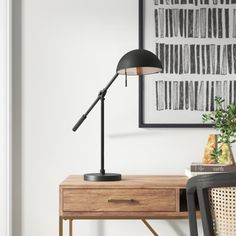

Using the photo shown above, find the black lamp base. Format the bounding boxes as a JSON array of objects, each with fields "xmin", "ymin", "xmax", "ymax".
[{"xmin": 84, "ymin": 173, "xmax": 121, "ymax": 181}]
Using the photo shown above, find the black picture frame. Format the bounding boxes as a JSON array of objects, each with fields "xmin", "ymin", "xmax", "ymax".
[{"xmin": 138, "ymin": 0, "xmax": 223, "ymax": 128}]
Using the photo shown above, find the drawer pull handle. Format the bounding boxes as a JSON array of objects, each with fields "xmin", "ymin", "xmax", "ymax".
[{"xmin": 108, "ymin": 199, "xmax": 137, "ymax": 203}]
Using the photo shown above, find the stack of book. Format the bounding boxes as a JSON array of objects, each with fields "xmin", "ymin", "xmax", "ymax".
[{"xmin": 185, "ymin": 162, "xmax": 236, "ymax": 178}]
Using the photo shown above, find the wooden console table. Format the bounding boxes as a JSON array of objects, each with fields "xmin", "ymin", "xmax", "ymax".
[{"xmin": 59, "ymin": 175, "xmax": 191, "ymax": 236}]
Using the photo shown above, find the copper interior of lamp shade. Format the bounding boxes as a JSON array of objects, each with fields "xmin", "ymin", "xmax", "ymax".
[{"xmin": 118, "ymin": 67, "xmax": 162, "ymax": 76}]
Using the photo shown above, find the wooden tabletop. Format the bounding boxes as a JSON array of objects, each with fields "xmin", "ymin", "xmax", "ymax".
[{"xmin": 60, "ymin": 175, "xmax": 188, "ymax": 189}]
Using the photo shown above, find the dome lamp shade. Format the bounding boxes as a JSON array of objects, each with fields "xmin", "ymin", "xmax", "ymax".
[{"xmin": 116, "ymin": 49, "xmax": 162, "ymax": 76}]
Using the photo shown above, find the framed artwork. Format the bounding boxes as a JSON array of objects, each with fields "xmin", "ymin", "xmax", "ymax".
[{"xmin": 138, "ymin": 0, "xmax": 236, "ymax": 127}]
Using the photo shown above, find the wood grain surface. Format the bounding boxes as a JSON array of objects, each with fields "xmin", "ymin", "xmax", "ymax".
[
  {"xmin": 60, "ymin": 175, "xmax": 188, "ymax": 189},
  {"xmin": 59, "ymin": 175, "xmax": 190, "ymax": 219},
  {"xmin": 63, "ymin": 188, "xmax": 176, "ymax": 212}
]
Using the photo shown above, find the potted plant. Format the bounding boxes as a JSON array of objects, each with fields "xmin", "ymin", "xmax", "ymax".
[{"xmin": 202, "ymin": 96, "xmax": 236, "ymax": 164}]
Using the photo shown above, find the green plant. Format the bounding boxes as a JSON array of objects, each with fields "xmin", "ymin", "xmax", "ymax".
[{"xmin": 202, "ymin": 96, "xmax": 236, "ymax": 162}]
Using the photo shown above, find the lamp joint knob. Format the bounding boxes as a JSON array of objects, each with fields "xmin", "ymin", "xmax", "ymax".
[{"xmin": 98, "ymin": 89, "xmax": 107, "ymax": 98}]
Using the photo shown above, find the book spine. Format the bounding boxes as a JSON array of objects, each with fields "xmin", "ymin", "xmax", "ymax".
[{"xmin": 190, "ymin": 165, "xmax": 236, "ymax": 172}]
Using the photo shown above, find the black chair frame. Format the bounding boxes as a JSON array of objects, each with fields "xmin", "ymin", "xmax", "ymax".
[{"xmin": 186, "ymin": 172, "xmax": 236, "ymax": 236}]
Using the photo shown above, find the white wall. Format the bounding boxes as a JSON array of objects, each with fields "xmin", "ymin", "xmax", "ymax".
[{"xmin": 12, "ymin": 0, "xmax": 236, "ymax": 235}]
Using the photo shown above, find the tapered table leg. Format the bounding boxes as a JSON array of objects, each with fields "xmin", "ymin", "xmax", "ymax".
[
  {"xmin": 142, "ymin": 219, "xmax": 159, "ymax": 236},
  {"xmin": 69, "ymin": 219, "xmax": 73, "ymax": 236},
  {"xmin": 59, "ymin": 217, "xmax": 63, "ymax": 236}
]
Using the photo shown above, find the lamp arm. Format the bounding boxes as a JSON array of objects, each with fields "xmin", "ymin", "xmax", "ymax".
[{"xmin": 72, "ymin": 72, "xmax": 119, "ymax": 131}]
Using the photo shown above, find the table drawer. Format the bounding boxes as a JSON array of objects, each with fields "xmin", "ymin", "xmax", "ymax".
[{"xmin": 62, "ymin": 188, "xmax": 176, "ymax": 212}]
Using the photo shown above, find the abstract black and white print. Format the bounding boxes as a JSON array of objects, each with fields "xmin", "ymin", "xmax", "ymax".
[
  {"xmin": 155, "ymin": 80, "xmax": 236, "ymax": 111},
  {"xmin": 156, "ymin": 43, "xmax": 236, "ymax": 75},
  {"xmin": 154, "ymin": 8, "xmax": 234, "ymax": 38},
  {"xmin": 140, "ymin": 0, "xmax": 236, "ymax": 126}
]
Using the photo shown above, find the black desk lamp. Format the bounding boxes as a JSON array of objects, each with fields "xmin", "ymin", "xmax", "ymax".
[{"xmin": 73, "ymin": 49, "xmax": 162, "ymax": 181}]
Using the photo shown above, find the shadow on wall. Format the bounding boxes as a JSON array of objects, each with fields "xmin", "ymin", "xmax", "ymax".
[
  {"xmin": 167, "ymin": 221, "xmax": 188, "ymax": 236},
  {"xmin": 97, "ymin": 221, "xmax": 105, "ymax": 236},
  {"xmin": 96, "ymin": 220, "xmax": 188, "ymax": 236},
  {"xmin": 12, "ymin": 0, "xmax": 22, "ymax": 235}
]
